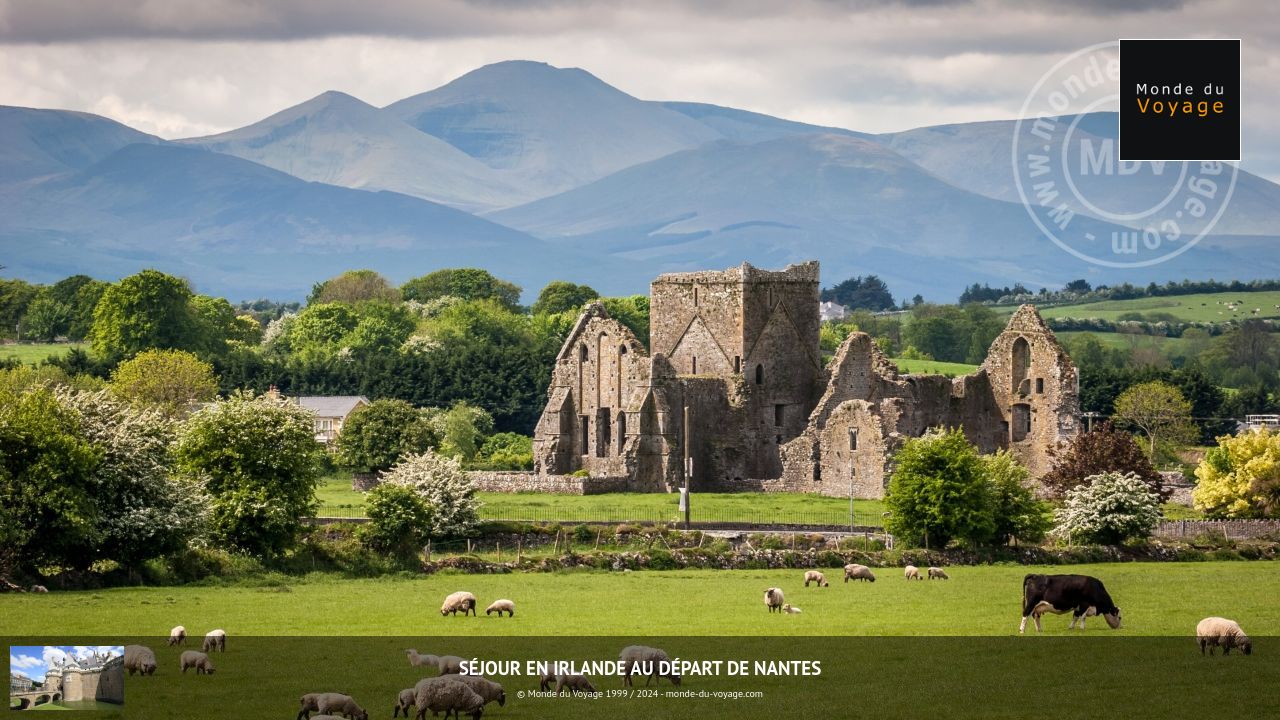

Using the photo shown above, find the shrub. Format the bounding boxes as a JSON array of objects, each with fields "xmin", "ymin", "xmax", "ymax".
[
  {"xmin": 473, "ymin": 432, "xmax": 534, "ymax": 470},
  {"xmin": 334, "ymin": 399, "xmax": 437, "ymax": 473},
  {"xmin": 379, "ymin": 451, "xmax": 481, "ymax": 539},
  {"xmin": 360, "ymin": 484, "xmax": 433, "ymax": 558},
  {"xmin": 1193, "ymin": 429, "xmax": 1280, "ymax": 518},
  {"xmin": 1042, "ymin": 422, "xmax": 1164, "ymax": 498},
  {"xmin": 1053, "ymin": 471, "xmax": 1162, "ymax": 545},
  {"xmin": 983, "ymin": 450, "xmax": 1051, "ymax": 545},
  {"xmin": 885, "ymin": 429, "xmax": 994, "ymax": 547}
]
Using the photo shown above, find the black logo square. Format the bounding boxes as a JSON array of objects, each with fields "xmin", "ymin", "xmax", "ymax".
[{"xmin": 1120, "ymin": 39, "xmax": 1240, "ymax": 161}]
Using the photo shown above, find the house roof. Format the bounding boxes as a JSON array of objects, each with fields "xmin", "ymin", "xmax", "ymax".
[{"xmin": 295, "ymin": 396, "xmax": 369, "ymax": 418}]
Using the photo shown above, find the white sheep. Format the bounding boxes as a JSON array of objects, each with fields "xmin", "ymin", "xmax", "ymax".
[
  {"xmin": 764, "ymin": 587, "xmax": 785, "ymax": 613},
  {"xmin": 436, "ymin": 655, "xmax": 467, "ymax": 675},
  {"xmin": 168, "ymin": 625, "xmax": 187, "ymax": 646},
  {"xmin": 619, "ymin": 645, "xmax": 681, "ymax": 687},
  {"xmin": 1196, "ymin": 617, "xmax": 1253, "ymax": 656},
  {"xmin": 555, "ymin": 674, "xmax": 597, "ymax": 696},
  {"xmin": 904, "ymin": 565, "xmax": 923, "ymax": 581},
  {"xmin": 485, "ymin": 599, "xmax": 515, "ymax": 617},
  {"xmin": 30, "ymin": 585, "xmax": 48, "ymax": 593},
  {"xmin": 449, "ymin": 675, "xmax": 506, "ymax": 708},
  {"xmin": 441, "ymin": 591, "xmax": 478, "ymax": 617},
  {"xmin": 393, "ymin": 688, "xmax": 416, "ymax": 718},
  {"xmin": 803, "ymin": 571, "xmax": 828, "ymax": 587},
  {"xmin": 928, "ymin": 567, "xmax": 949, "ymax": 580},
  {"xmin": 413, "ymin": 677, "xmax": 486, "ymax": 720},
  {"xmin": 406, "ymin": 649, "xmax": 440, "ymax": 668},
  {"xmin": 782, "ymin": 604, "xmax": 802, "ymax": 614},
  {"xmin": 179, "ymin": 650, "xmax": 215, "ymax": 675},
  {"xmin": 297, "ymin": 692, "xmax": 369, "ymax": 720},
  {"xmin": 203, "ymin": 629, "xmax": 226, "ymax": 653},
  {"xmin": 843, "ymin": 564, "xmax": 876, "ymax": 583},
  {"xmin": 123, "ymin": 645, "xmax": 157, "ymax": 676}
]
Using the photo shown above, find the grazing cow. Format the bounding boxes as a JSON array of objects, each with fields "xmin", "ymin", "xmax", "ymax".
[{"xmin": 1020, "ymin": 574, "xmax": 1121, "ymax": 633}]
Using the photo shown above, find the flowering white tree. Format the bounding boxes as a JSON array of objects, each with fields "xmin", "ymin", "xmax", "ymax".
[
  {"xmin": 380, "ymin": 451, "xmax": 481, "ymax": 538},
  {"xmin": 1053, "ymin": 471, "xmax": 1162, "ymax": 545}
]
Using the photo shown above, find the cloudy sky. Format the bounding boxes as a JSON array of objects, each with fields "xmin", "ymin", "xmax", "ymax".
[{"xmin": 1, "ymin": 0, "xmax": 1276, "ymax": 177}]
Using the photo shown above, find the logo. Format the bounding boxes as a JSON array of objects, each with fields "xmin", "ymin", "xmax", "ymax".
[{"xmin": 1012, "ymin": 41, "xmax": 1237, "ymax": 268}]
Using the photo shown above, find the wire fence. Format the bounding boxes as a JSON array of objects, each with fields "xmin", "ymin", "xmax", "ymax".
[{"xmin": 312, "ymin": 504, "xmax": 887, "ymax": 530}]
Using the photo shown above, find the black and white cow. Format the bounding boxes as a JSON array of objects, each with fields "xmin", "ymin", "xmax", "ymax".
[{"xmin": 1020, "ymin": 574, "xmax": 1121, "ymax": 633}]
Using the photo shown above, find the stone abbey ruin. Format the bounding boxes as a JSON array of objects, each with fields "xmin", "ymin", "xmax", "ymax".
[{"xmin": 531, "ymin": 262, "xmax": 1079, "ymax": 498}]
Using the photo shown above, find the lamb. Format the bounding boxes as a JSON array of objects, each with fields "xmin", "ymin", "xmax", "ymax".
[
  {"xmin": 764, "ymin": 587, "xmax": 785, "ymax": 613},
  {"xmin": 297, "ymin": 692, "xmax": 369, "ymax": 720},
  {"xmin": 436, "ymin": 655, "xmax": 467, "ymax": 675},
  {"xmin": 123, "ymin": 645, "xmax": 157, "ymax": 676},
  {"xmin": 555, "ymin": 674, "xmax": 597, "ymax": 696},
  {"xmin": 30, "ymin": 585, "xmax": 48, "ymax": 593},
  {"xmin": 928, "ymin": 567, "xmax": 950, "ymax": 580},
  {"xmin": 449, "ymin": 675, "xmax": 506, "ymax": 708},
  {"xmin": 803, "ymin": 571, "xmax": 828, "ymax": 587},
  {"xmin": 619, "ymin": 645, "xmax": 681, "ymax": 687},
  {"xmin": 393, "ymin": 688, "xmax": 417, "ymax": 718},
  {"xmin": 485, "ymin": 599, "xmax": 515, "ymax": 617},
  {"xmin": 904, "ymin": 565, "xmax": 923, "ymax": 581},
  {"xmin": 413, "ymin": 677, "xmax": 486, "ymax": 720},
  {"xmin": 168, "ymin": 625, "xmax": 187, "ymax": 646},
  {"xmin": 179, "ymin": 650, "xmax": 215, "ymax": 675},
  {"xmin": 843, "ymin": 564, "xmax": 876, "ymax": 583},
  {"xmin": 406, "ymin": 649, "xmax": 440, "ymax": 668},
  {"xmin": 782, "ymin": 604, "xmax": 802, "ymax": 614},
  {"xmin": 441, "ymin": 591, "xmax": 478, "ymax": 617},
  {"xmin": 1196, "ymin": 617, "xmax": 1253, "ymax": 656},
  {"xmin": 203, "ymin": 629, "xmax": 226, "ymax": 653}
]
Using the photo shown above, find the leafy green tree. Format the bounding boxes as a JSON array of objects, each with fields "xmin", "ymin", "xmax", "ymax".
[
  {"xmin": 820, "ymin": 275, "xmax": 895, "ymax": 311},
  {"xmin": 1041, "ymin": 422, "xmax": 1163, "ymax": 498},
  {"xmin": 342, "ymin": 303, "xmax": 416, "ymax": 357},
  {"xmin": 286, "ymin": 303, "xmax": 359, "ymax": 353},
  {"xmin": 309, "ymin": 269, "xmax": 400, "ymax": 305},
  {"xmin": 377, "ymin": 451, "xmax": 480, "ymax": 539},
  {"xmin": 474, "ymin": 432, "xmax": 534, "ymax": 470},
  {"xmin": 401, "ymin": 268, "xmax": 522, "ymax": 311},
  {"xmin": 1114, "ymin": 381, "xmax": 1198, "ymax": 458},
  {"xmin": 174, "ymin": 391, "xmax": 321, "ymax": 557},
  {"xmin": 1193, "ymin": 429, "xmax": 1280, "ymax": 518},
  {"xmin": 334, "ymin": 399, "xmax": 438, "ymax": 473},
  {"xmin": 532, "ymin": 281, "xmax": 600, "ymax": 315},
  {"xmin": 1053, "ymin": 472, "xmax": 1161, "ymax": 544},
  {"xmin": 21, "ymin": 293, "xmax": 72, "ymax": 341},
  {"xmin": 982, "ymin": 450, "xmax": 1051, "ymax": 544},
  {"xmin": 0, "ymin": 278, "xmax": 38, "ymax": 341},
  {"xmin": 109, "ymin": 349, "xmax": 218, "ymax": 417},
  {"xmin": 885, "ymin": 429, "xmax": 995, "ymax": 547},
  {"xmin": 90, "ymin": 269, "xmax": 197, "ymax": 359},
  {"xmin": 189, "ymin": 295, "xmax": 242, "ymax": 357},
  {"xmin": 360, "ymin": 483, "xmax": 433, "ymax": 558},
  {"xmin": 429, "ymin": 401, "xmax": 495, "ymax": 463},
  {"xmin": 600, "ymin": 295, "xmax": 650, "ymax": 348}
]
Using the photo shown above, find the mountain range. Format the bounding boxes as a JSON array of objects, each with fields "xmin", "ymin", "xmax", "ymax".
[{"xmin": 2, "ymin": 60, "xmax": 1277, "ymax": 301}]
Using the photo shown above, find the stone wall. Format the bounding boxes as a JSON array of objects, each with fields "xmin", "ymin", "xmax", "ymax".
[
  {"xmin": 466, "ymin": 471, "xmax": 628, "ymax": 495},
  {"xmin": 1154, "ymin": 519, "xmax": 1280, "ymax": 540}
]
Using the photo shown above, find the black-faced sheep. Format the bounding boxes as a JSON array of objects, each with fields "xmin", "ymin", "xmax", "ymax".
[
  {"xmin": 764, "ymin": 587, "xmax": 785, "ymax": 613},
  {"xmin": 904, "ymin": 565, "xmax": 923, "ymax": 581},
  {"xmin": 619, "ymin": 645, "xmax": 681, "ymax": 687},
  {"xmin": 168, "ymin": 625, "xmax": 186, "ymax": 646},
  {"xmin": 1197, "ymin": 617, "xmax": 1252, "ymax": 656},
  {"xmin": 555, "ymin": 674, "xmax": 597, "ymax": 696},
  {"xmin": 179, "ymin": 650, "xmax": 215, "ymax": 675},
  {"xmin": 844, "ymin": 564, "xmax": 876, "ymax": 583},
  {"xmin": 413, "ymin": 677, "xmax": 486, "ymax": 720},
  {"xmin": 803, "ymin": 571, "xmax": 829, "ymax": 587},
  {"xmin": 441, "ymin": 591, "xmax": 478, "ymax": 617},
  {"xmin": 123, "ymin": 645, "xmax": 157, "ymax": 676},
  {"xmin": 298, "ymin": 692, "xmax": 369, "ymax": 720},
  {"xmin": 393, "ymin": 688, "xmax": 416, "ymax": 718},
  {"xmin": 485, "ymin": 599, "xmax": 515, "ymax": 617},
  {"xmin": 928, "ymin": 567, "xmax": 949, "ymax": 580},
  {"xmin": 203, "ymin": 629, "xmax": 226, "ymax": 653}
]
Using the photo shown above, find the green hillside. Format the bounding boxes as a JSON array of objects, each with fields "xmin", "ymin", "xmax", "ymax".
[{"xmin": 1000, "ymin": 291, "xmax": 1280, "ymax": 323}]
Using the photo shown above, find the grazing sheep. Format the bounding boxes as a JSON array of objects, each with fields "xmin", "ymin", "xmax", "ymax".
[
  {"xmin": 555, "ymin": 674, "xmax": 597, "ymax": 696},
  {"xmin": 1196, "ymin": 617, "xmax": 1253, "ymax": 656},
  {"xmin": 406, "ymin": 649, "xmax": 440, "ymax": 668},
  {"xmin": 928, "ymin": 567, "xmax": 949, "ymax": 580},
  {"xmin": 449, "ymin": 675, "xmax": 506, "ymax": 707},
  {"xmin": 764, "ymin": 587, "xmax": 785, "ymax": 613},
  {"xmin": 441, "ymin": 591, "xmax": 478, "ymax": 617},
  {"xmin": 413, "ymin": 677, "xmax": 486, "ymax": 720},
  {"xmin": 168, "ymin": 625, "xmax": 187, "ymax": 646},
  {"xmin": 393, "ymin": 688, "xmax": 417, "ymax": 718},
  {"xmin": 436, "ymin": 655, "xmax": 467, "ymax": 675},
  {"xmin": 904, "ymin": 565, "xmax": 923, "ymax": 581},
  {"xmin": 202, "ymin": 629, "xmax": 226, "ymax": 653},
  {"xmin": 803, "ymin": 571, "xmax": 828, "ymax": 587},
  {"xmin": 538, "ymin": 668, "xmax": 557, "ymax": 691},
  {"xmin": 298, "ymin": 692, "xmax": 369, "ymax": 720},
  {"xmin": 485, "ymin": 599, "xmax": 515, "ymax": 617},
  {"xmin": 782, "ymin": 604, "xmax": 802, "ymax": 614},
  {"xmin": 30, "ymin": 585, "xmax": 48, "ymax": 593},
  {"xmin": 843, "ymin": 564, "xmax": 876, "ymax": 583},
  {"xmin": 179, "ymin": 650, "xmax": 215, "ymax": 675},
  {"xmin": 619, "ymin": 645, "xmax": 681, "ymax": 687},
  {"xmin": 123, "ymin": 645, "xmax": 157, "ymax": 676}
]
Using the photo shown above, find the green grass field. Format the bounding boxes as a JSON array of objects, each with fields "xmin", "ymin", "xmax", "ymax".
[
  {"xmin": 1007, "ymin": 291, "xmax": 1280, "ymax": 323},
  {"xmin": 889, "ymin": 357, "xmax": 980, "ymax": 376},
  {"xmin": 0, "ymin": 342, "xmax": 85, "ymax": 364},
  {"xmin": 1057, "ymin": 330, "xmax": 1194, "ymax": 354}
]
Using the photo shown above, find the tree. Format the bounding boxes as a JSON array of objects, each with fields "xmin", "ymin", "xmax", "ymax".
[
  {"xmin": 400, "ymin": 268, "xmax": 522, "ymax": 311},
  {"xmin": 600, "ymin": 295, "xmax": 650, "ymax": 348},
  {"xmin": 429, "ymin": 402, "xmax": 495, "ymax": 463},
  {"xmin": 474, "ymin": 432, "xmax": 534, "ymax": 470},
  {"xmin": 360, "ymin": 483, "xmax": 433, "ymax": 558},
  {"xmin": 285, "ymin": 303, "xmax": 358, "ymax": 354},
  {"xmin": 334, "ymin": 399, "xmax": 438, "ymax": 474},
  {"xmin": 309, "ymin": 270, "xmax": 400, "ymax": 305},
  {"xmin": 21, "ymin": 293, "xmax": 72, "ymax": 341},
  {"xmin": 90, "ymin": 269, "xmax": 197, "ymax": 359},
  {"xmin": 983, "ymin": 450, "xmax": 1051, "ymax": 544},
  {"xmin": 884, "ymin": 429, "xmax": 995, "ymax": 547},
  {"xmin": 1064, "ymin": 279, "xmax": 1092, "ymax": 293},
  {"xmin": 174, "ymin": 391, "xmax": 321, "ymax": 557},
  {"xmin": 378, "ymin": 451, "xmax": 480, "ymax": 538},
  {"xmin": 110, "ymin": 349, "xmax": 218, "ymax": 417},
  {"xmin": 1113, "ymin": 381, "xmax": 1198, "ymax": 457},
  {"xmin": 532, "ymin": 281, "xmax": 600, "ymax": 315},
  {"xmin": 1041, "ymin": 422, "xmax": 1164, "ymax": 498},
  {"xmin": 0, "ymin": 278, "xmax": 38, "ymax": 341},
  {"xmin": 1053, "ymin": 472, "xmax": 1161, "ymax": 545},
  {"xmin": 820, "ymin": 275, "xmax": 895, "ymax": 311},
  {"xmin": 1193, "ymin": 430, "xmax": 1280, "ymax": 518}
]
